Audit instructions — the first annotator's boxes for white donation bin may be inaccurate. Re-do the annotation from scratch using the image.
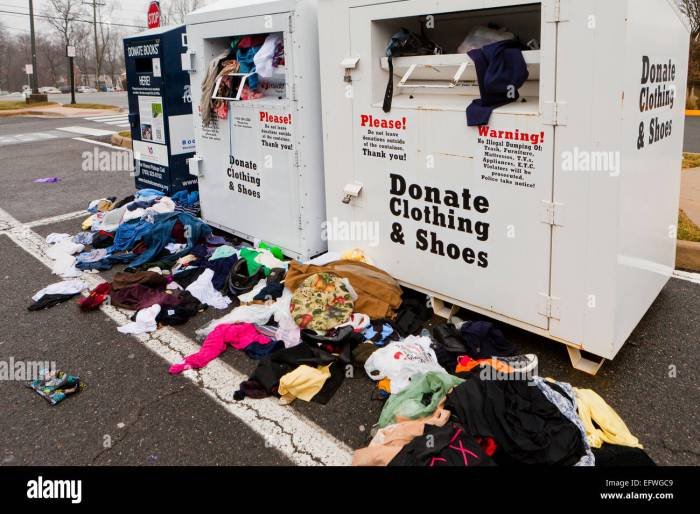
[318,0,690,372]
[185,0,326,260]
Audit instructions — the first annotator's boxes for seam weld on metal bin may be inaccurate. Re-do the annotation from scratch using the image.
[124,24,198,195]
[317,0,690,373]
[185,0,327,260]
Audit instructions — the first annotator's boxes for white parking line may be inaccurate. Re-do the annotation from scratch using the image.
[72,136,132,152]
[0,206,353,466]
[25,210,88,228]
[56,126,115,136]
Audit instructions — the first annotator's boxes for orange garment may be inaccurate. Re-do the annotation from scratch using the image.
[455,355,517,374]
[352,404,450,466]
[377,378,392,394]
[285,260,403,319]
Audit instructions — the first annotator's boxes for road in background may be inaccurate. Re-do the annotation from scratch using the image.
[1,91,128,110]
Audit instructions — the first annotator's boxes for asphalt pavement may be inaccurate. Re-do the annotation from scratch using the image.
[0,115,698,466]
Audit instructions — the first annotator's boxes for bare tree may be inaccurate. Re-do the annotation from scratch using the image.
[44,0,85,47]
[73,22,93,85]
[103,27,126,88]
[680,0,700,40]
[161,0,210,25]
[0,34,32,92]
[37,36,66,86]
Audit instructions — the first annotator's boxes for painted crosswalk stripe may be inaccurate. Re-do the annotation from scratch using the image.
[56,126,115,136]
[104,119,130,125]
[95,116,128,122]
[84,114,127,121]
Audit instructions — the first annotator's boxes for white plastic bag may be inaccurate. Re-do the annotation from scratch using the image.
[364,335,445,394]
[457,26,515,54]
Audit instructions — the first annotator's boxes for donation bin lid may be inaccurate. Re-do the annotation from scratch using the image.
[124,23,186,41]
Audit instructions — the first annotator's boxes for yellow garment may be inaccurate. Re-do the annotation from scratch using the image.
[340,248,372,264]
[278,364,331,404]
[81,214,96,231]
[574,388,642,449]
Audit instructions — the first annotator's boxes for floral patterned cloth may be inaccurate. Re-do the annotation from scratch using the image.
[290,272,354,331]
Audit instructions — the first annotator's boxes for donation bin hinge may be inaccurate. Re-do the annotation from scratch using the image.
[188,155,203,177]
[544,0,568,23]
[541,200,564,226]
[288,14,295,33]
[543,101,568,126]
[538,293,561,320]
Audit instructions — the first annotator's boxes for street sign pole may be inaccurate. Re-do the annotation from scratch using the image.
[28,0,39,94]
[67,45,76,105]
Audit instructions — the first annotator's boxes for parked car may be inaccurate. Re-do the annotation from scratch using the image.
[39,87,61,94]
[76,86,97,93]
[59,85,72,94]
[0,90,9,96]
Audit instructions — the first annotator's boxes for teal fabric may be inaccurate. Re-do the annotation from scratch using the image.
[210,245,237,260]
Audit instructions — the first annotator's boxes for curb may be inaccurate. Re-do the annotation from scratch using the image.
[676,239,700,272]
[110,133,133,150]
[0,109,63,118]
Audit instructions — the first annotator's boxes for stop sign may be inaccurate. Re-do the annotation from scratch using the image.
[147,1,161,29]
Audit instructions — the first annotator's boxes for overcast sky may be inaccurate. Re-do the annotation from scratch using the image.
[0,0,157,36]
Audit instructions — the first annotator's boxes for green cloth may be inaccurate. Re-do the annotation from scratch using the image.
[240,247,269,277]
[378,371,463,428]
[211,245,236,260]
[259,241,284,260]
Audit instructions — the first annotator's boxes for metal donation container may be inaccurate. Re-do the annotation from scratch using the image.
[184,0,326,260]
[318,0,690,372]
[124,24,197,195]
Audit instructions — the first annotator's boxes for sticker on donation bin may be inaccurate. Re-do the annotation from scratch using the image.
[152,57,162,78]
[138,95,166,144]
[133,140,169,167]
[169,114,196,155]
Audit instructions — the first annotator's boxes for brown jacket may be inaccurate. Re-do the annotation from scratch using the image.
[285,260,402,319]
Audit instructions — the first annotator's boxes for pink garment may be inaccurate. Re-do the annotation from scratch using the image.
[169,323,271,374]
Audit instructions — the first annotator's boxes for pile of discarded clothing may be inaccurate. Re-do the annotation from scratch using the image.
[351,314,651,467]
[172,253,405,408]
[28,191,651,467]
